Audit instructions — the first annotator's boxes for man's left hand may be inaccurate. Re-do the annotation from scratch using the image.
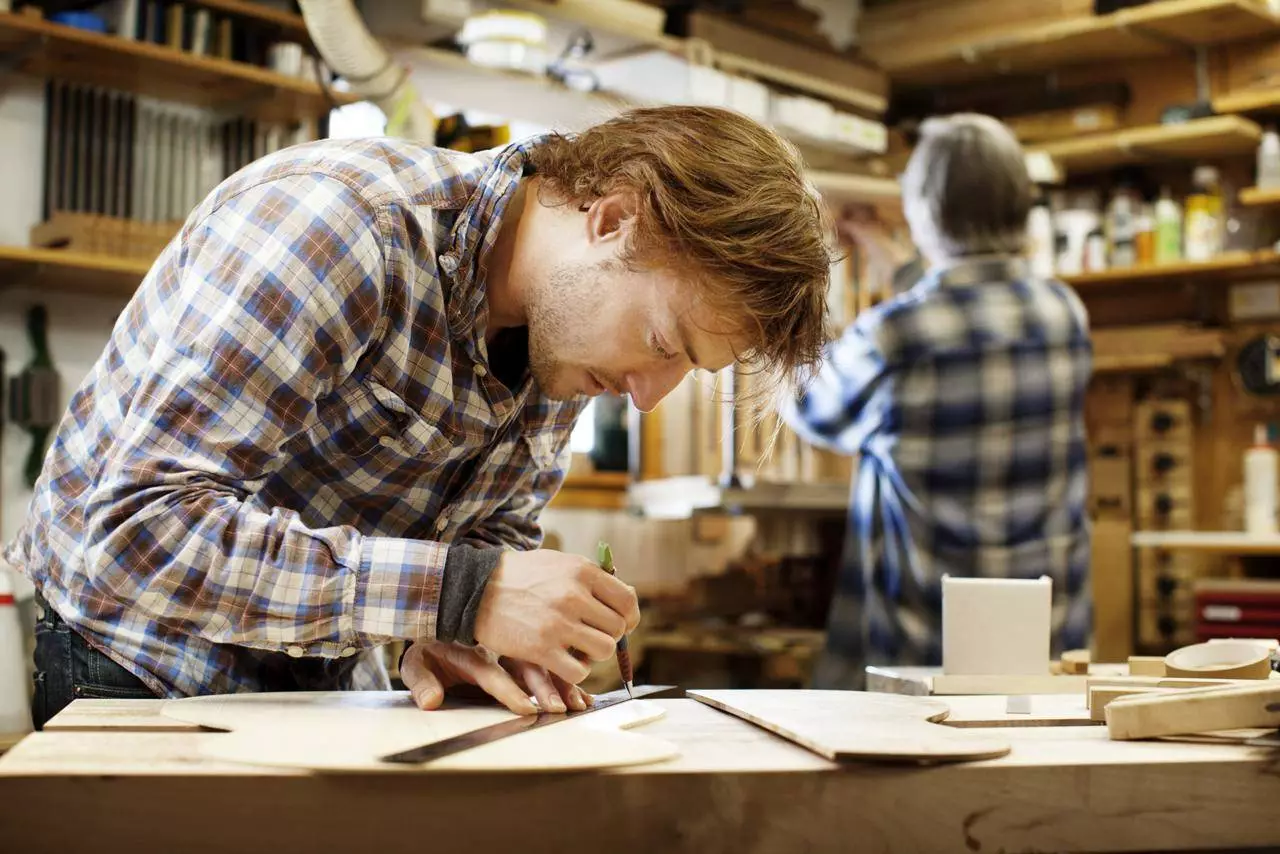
[400,640,591,716]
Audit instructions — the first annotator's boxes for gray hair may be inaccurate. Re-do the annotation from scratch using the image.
[901,113,1032,263]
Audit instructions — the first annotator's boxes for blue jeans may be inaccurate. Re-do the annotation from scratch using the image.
[31,594,156,730]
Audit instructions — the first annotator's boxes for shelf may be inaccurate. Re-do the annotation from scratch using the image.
[0,12,354,122]
[1025,116,1262,175]
[1240,186,1280,207]
[809,171,900,206]
[628,476,848,520]
[187,0,309,36]
[1091,324,1225,372]
[548,471,630,511]
[402,46,890,202]
[1132,530,1280,555]
[1060,251,1280,288]
[1214,87,1280,116]
[874,0,1280,87]
[0,245,150,298]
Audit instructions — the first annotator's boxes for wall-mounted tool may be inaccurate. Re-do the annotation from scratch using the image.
[9,305,60,488]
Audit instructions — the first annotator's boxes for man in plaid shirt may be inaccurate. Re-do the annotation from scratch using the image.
[782,115,1093,689]
[12,106,834,727]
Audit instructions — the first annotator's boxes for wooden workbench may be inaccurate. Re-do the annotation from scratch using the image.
[2,696,1279,853]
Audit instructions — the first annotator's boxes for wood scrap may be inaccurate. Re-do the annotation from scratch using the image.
[1128,656,1167,677]
[1061,649,1090,675]
[1106,682,1280,740]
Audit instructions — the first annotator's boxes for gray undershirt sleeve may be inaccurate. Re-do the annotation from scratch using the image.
[436,544,503,645]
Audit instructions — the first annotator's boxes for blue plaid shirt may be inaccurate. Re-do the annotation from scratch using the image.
[782,257,1093,688]
[6,136,585,698]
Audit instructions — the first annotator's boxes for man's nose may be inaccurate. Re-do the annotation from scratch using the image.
[625,363,688,413]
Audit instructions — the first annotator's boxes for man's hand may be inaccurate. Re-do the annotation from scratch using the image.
[472,549,641,685]
[838,204,914,280]
[401,641,591,715]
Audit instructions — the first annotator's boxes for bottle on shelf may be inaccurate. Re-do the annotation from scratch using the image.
[1184,165,1224,262]
[1244,423,1278,536]
[1154,187,1182,265]
[1106,184,1138,269]
[1258,126,1280,191]
[1135,202,1155,267]
[1027,190,1055,277]
[1056,191,1101,275]
[1085,227,1107,272]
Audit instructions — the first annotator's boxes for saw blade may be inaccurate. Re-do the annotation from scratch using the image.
[380,684,682,764]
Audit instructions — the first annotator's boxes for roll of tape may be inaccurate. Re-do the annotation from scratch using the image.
[1164,640,1272,679]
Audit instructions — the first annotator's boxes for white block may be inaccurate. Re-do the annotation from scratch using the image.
[687,65,730,108]
[942,576,1052,676]
[727,76,770,122]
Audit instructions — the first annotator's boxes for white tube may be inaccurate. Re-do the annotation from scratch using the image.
[298,0,436,142]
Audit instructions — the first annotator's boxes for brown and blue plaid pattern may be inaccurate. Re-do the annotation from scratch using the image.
[6,136,585,698]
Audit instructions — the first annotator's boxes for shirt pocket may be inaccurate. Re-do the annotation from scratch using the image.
[314,379,454,468]
[522,423,569,473]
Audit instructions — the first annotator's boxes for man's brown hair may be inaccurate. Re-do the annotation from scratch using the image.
[529,106,835,385]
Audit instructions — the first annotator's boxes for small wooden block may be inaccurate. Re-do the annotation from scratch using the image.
[1128,656,1167,677]
[1061,649,1090,675]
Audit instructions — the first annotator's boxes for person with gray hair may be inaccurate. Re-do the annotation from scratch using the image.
[782,113,1093,689]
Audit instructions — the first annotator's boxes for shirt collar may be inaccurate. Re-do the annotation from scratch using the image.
[442,134,552,340]
[921,254,1028,289]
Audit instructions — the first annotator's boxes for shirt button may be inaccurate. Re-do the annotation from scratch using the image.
[436,515,448,532]
[438,254,458,275]
[340,647,357,658]
[287,645,305,658]
[475,364,488,378]
[379,435,397,447]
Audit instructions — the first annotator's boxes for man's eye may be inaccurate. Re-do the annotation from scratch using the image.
[650,333,676,360]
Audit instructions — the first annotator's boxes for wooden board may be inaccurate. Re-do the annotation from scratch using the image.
[1107,682,1280,740]
[936,693,1098,728]
[1240,186,1280,208]
[930,673,1090,695]
[9,699,1280,852]
[0,12,353,123]
[1061,251,1280,289]
[1026,116,1262,176]
[161,691,679,773]
[687,690,1011,762]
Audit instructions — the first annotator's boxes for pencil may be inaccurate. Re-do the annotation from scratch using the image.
[597,541,634,698]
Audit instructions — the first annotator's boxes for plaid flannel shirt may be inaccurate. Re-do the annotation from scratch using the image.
[782,257,1093,688]
[5,136,585,698]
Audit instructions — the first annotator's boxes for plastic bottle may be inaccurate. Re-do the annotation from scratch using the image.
[1085,227,1107,272]
[1245,423,1279,535]
[1155,187,1182,265]
[1185,165,1224,262]
[1258,126,1280,191]
[0,569,31,739]
[1106,185,1137,268]
[1027,192,1055,277]
[1134,203,1155,266]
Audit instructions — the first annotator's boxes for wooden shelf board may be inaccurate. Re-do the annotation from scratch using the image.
[809,171,901,206]
[1061,251,1280,288]
[188,0,309,36]
[711,50,886,115]
[628,476,849,519]
[0,245,150,298]
[1215,87,1280,115]
[878,0,1280,87]
[0,13,353,122]
[1240,186,1280,207]
[1132,530,1280,555]
[1025,116,1262,175]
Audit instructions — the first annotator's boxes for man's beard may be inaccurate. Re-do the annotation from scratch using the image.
[525,262,596,400]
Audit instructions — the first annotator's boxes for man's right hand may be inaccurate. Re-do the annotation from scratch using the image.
[472,549,641,685]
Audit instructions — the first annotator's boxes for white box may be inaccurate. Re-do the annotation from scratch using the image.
[727,75,770,122]
[942,576,1052,676]
[831,112,888,154]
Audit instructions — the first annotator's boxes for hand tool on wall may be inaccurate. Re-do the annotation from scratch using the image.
[9,306,60,488]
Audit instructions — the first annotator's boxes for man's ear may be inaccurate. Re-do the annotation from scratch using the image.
[584,191,638,246]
